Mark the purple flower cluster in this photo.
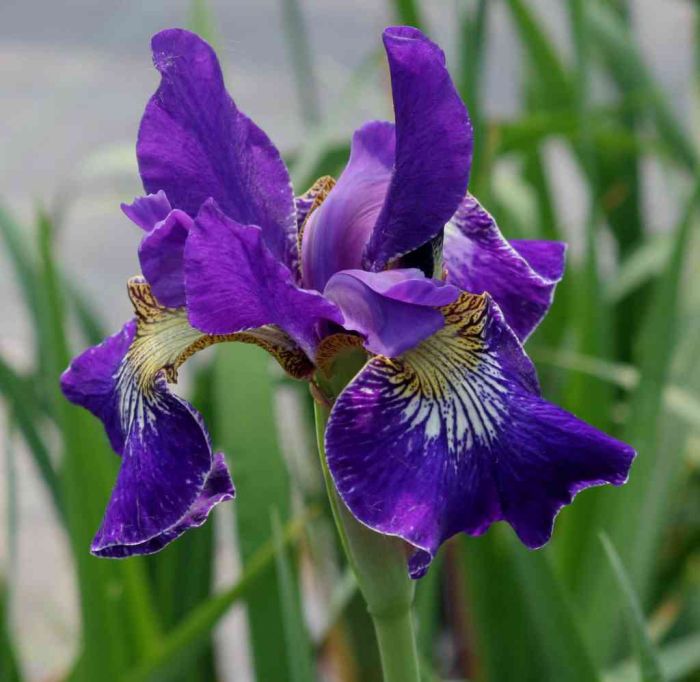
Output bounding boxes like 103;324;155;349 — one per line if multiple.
61;27;635;576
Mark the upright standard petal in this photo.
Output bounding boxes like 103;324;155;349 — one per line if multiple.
185;199;342;358
137;29;297;268
300;122;395;291
324;269;460;357
443;195;566;341
325;293;635;578
363;26;472;271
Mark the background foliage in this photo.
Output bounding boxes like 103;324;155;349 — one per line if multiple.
1;1;699;680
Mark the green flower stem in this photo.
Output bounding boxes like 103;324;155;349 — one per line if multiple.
313;398;420;682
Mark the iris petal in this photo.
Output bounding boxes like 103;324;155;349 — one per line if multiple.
138;208;192;308
61;278;314;557
300;121;395;291
121;191;172;232
137;29;297;268
324;269;460;357
91;373;233;557
325;293;635;578
95;451;235;557
363;26;472;271
444;195;566;341
185;199;342;358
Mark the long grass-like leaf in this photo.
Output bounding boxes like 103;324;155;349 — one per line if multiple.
0;581;22;682
413;554;441;665
36;211;163;678
64;277;106;346
600;534;666;682
188;0;217;47
604;233;673;304
606;631;700;682
588;3;698;173
580;182;700;660
531;348;700;431
215;343;295;681
0;203;39;325
280;0;321;128
390;0;426;30
504;0;573;111
513;544;602;682
0;356;62;517
462;531;549;681
123;512;312;682
145;366;220;682
457;0;489;195
316;568;357;645
272;511;315;682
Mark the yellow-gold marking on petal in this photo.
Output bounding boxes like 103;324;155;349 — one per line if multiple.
369;293;508;454
296;175;336;255
228;328;314;380
315;332;366;378
118;278;313;429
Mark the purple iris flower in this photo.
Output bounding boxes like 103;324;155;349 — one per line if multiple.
61;26;635;575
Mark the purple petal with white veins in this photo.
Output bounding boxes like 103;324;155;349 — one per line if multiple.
301;121;395;291
363;26;472;271
325;293;635;578
324;269;460;357
138;209;193;308
91;378;234;557
185;199;342;357
121;191;172;232
138;29;297;268
60;282;238;557
444;195;566;341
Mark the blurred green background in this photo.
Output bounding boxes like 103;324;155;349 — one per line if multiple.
1;0;699;680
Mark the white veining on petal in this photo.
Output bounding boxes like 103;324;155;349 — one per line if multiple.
365;294;508;458
114;277;312;440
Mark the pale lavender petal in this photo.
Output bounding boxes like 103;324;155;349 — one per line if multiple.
138;209;193;308
121;191;172;232
444;195;566;341
363;26;472;271
325;293;635;578
301;121;395;291
185;199;341;357
324;269;459;357
138;29;297;267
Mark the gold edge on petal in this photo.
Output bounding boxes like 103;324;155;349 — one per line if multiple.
296;175;337;257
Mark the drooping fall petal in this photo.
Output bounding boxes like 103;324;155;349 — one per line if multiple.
325;293;635;578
